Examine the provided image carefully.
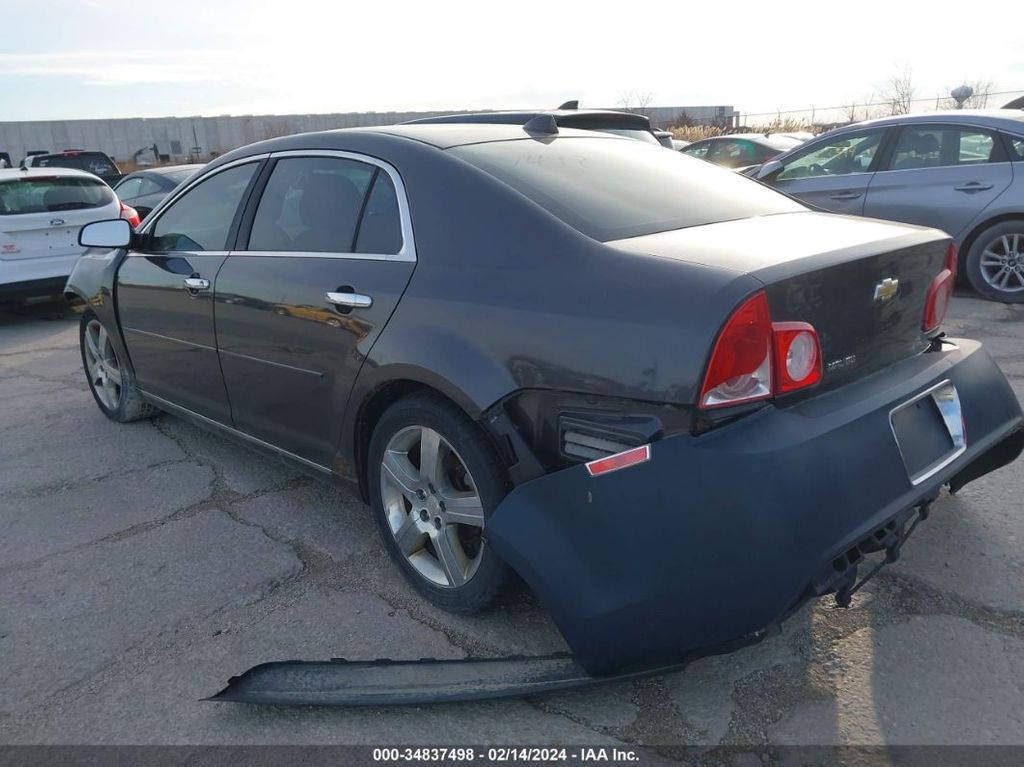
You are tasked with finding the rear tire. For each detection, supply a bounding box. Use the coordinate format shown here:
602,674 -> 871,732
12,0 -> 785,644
367,391 -> 513,613
79,311 -> 157,422
965,220 -> 1024,303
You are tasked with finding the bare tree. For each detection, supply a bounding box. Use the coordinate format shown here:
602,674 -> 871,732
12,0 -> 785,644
842,101 -> 859,123
880,68 -> 916,115
618,90 -> 655,117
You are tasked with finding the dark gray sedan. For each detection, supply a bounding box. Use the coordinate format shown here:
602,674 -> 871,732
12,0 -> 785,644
111,164 -> 203,219
752,110 -> 1024,302
67,124 -> 1022,679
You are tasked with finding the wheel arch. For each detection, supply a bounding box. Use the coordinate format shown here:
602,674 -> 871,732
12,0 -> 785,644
958,212 -> 1024,276
348,372 -> 507,504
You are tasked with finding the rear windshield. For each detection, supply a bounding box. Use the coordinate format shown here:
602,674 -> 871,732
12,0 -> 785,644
163,168 -> 198,184
34,153 -> 118,176
0,177 -> 115,215
450,137 -> 803,241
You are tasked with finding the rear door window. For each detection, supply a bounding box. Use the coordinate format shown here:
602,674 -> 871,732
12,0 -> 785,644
0,176 -> 114,215
888,126 -> 1001,170
247,156 -> 378,252
1004,134 -> 1024,161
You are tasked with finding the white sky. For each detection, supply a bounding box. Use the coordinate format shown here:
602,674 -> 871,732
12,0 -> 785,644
1,0 -> 1022,121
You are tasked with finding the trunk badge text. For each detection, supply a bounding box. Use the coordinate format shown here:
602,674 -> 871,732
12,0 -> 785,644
825,354 -> 857,373
873,277 -> 900,303
50,218 -> 66,226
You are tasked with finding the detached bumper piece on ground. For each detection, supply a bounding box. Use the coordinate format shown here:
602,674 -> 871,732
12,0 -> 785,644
212,339 -> 1023,706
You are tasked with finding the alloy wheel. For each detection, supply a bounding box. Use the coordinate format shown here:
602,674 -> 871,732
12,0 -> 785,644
379,425 -> 486,588
83,320 -> 123,410
978,232 -> 1024,295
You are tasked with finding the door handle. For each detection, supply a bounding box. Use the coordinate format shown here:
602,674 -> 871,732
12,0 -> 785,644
183,277 -> 211,290
829,191 -> 862,201
325,291 -> 373,309
954,182 -> 993,192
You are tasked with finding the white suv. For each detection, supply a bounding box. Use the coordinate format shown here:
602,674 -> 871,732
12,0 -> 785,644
0,167 -> 123,300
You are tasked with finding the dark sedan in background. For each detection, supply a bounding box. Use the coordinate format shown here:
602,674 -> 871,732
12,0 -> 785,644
681,132 -> 804,168
68,123 -> 1022,677
112,164 -> 203,219
750,110 -> 1024,303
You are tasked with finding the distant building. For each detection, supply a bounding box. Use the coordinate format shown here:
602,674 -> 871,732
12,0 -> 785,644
0,105 -> 739,165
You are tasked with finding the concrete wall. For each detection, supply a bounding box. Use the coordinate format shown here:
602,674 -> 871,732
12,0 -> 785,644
0,106 -> 738,165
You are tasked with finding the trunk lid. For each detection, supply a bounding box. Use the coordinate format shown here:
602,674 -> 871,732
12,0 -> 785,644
608,211 -> 949,391
0,176 -> 119,261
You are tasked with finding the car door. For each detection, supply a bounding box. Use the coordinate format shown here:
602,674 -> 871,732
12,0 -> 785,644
115,159 -> 262,422
767,127 -> 891,215
214,151 -> 416,467
862,123 -> 1013,240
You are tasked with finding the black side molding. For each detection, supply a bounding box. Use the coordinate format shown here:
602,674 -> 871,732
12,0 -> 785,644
208,654 -> 685,707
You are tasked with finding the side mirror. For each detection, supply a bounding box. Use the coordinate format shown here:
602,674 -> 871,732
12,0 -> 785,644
757,159 -> 783,180
79,219 -> 132,249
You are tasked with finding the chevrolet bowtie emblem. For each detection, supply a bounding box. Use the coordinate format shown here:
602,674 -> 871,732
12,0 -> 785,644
873,277 -> 899,302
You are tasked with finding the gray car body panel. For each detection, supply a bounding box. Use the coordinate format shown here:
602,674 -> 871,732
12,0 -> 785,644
764,110 -> 1024,246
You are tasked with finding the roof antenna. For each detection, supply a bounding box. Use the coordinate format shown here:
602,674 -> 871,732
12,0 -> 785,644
523,114 -> 559,135
558,100 -> 579,110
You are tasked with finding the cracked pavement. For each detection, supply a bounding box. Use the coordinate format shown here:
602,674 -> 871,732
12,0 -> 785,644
0,294 -> 1022,753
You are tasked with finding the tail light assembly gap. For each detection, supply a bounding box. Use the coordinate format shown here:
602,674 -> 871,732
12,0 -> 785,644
699,291 -> 822,409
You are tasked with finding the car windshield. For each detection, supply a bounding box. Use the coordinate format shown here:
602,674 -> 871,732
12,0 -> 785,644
0,176 -> 114,215
35,153 -> 117,176
450,137 -> 803,241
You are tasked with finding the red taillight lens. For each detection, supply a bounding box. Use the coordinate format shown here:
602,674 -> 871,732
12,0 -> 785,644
119,201 -> 140,228
699,292 -> 773,408
923,268 -> 954,332
945,242 -> 958,274
585,445 -> 651,477
700,292 -> 823,410
772,322 -> 822,393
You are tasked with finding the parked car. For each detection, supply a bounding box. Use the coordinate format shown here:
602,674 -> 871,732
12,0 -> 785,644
68,125 -> 1022,680
0,152 -> 11,168
680,133 -> 805,169
653,130 -> 675,149
672,139 -> 691,151
22,150 -> 122,186
406,103 -> 662,144
112,164 -> 203,219
0,167 -> 124,300
749,110 -> 1024,302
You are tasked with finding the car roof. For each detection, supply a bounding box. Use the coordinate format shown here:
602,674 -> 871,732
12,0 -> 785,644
831,109 -> 1024,132
406,109 -> 653,129
692,133 -> 803,149
137,164 -> 204,176
359,123 -> 626,149
0,166 -> 103,180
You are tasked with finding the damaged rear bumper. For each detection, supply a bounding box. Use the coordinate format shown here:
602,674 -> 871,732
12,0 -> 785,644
486,338 -> 1023,675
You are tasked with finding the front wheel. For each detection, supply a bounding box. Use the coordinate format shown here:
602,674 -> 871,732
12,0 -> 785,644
79,311 -> 157,422
367,392 -> 513,613
965,221 -> 1024,303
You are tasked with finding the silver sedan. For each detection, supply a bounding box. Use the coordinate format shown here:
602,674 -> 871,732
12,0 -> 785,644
753,110 -> 1024,302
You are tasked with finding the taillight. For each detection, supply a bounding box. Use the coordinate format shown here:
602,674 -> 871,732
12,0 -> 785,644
119,201 -> 140,228
772,322 -> 822,394
699,292 -> 773,408
945,242 -> 958,274
700,292 -> 822,409
923,268 -> 954,333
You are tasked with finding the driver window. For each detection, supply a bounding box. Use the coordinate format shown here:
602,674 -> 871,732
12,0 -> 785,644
148,163 -> 258,252
777,129 -> 885,180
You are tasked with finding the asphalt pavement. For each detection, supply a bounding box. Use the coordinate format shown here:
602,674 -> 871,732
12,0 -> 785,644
1,293 -> 1022,756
